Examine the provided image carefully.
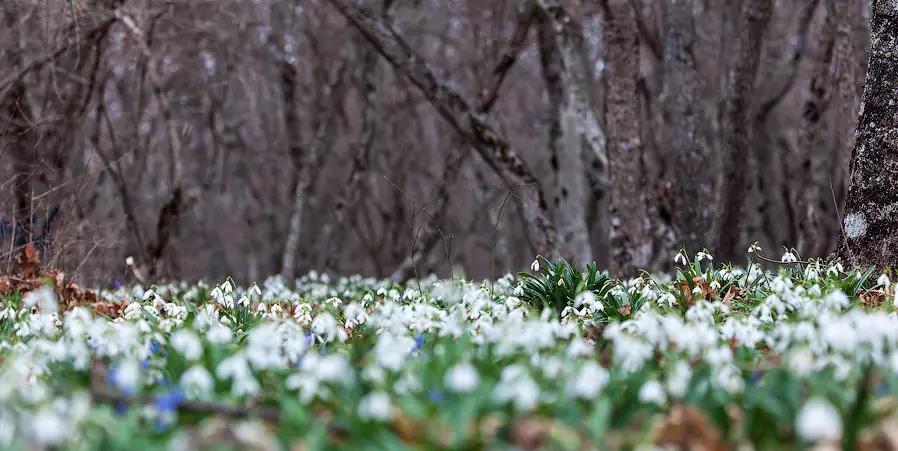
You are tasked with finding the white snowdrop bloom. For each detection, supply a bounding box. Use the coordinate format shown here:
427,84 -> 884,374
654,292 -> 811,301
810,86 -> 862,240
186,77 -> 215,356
358,392 -> 395,421
696,251 -> 712,262
170,329 -> 203,361
23,286 -> 59,314
674,252 -> 688,265
30,408 -> 68,445
568,361 -> 609,400
180,365 -> 214,398
373,334 -> 415,371
238,295 -> 249,307
222,280 -> 233,294
206,324 -> 232,344
638,380 -> 666,406
781,251 -> 798,263
666,361 -> 692,399
445,362 -> 480,393
787,346 -> 816,376
494,375 -> 541,412
795,397 -> 842,442
250,284 -> 262,297
530,259 -> 540,272
311,312 -> 348,343
112,358 -> 141,395
315,355 -> 352,383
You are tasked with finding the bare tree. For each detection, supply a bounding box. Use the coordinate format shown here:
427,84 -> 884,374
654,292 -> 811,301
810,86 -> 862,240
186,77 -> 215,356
326,0 -> 561,263
661,0 -> 712,255
601,0 -> 649,277
535,0 -> 607,268
833,0 -> 898,270
716,0 -> 772,263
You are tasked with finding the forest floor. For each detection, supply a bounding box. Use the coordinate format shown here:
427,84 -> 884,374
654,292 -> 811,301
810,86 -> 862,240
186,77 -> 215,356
0,244 -> 896,450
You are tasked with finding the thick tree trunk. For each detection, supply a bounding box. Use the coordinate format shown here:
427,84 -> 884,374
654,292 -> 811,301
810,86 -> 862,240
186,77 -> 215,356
834,1 -> 898,270
661,0 -> 712,255
716,0 -> 772,263
536,0 -> 607,268
602,0 -> 650,278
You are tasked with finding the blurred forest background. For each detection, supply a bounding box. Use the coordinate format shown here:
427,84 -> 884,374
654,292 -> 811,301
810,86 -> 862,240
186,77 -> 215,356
0,0 -> 871,285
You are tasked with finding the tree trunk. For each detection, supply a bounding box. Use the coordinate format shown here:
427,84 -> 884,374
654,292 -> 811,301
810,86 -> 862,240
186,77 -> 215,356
602,0 -> 650,278
328,0 -> 561,263
1,6 -> 34,248
536,0 -> 607,268
795,0 -> 842,258
833,1 -> 898,270
716,0 -> 772,263
661,0 -> 712,255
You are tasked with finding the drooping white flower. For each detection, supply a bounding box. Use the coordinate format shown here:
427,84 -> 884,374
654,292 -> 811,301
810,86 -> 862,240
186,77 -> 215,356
638,380 -> 666,406
781,251 -> 798,263
180,365 -> 214,398
358,391 -> 394,421
170,329 -> 203,361
795,397 -> 842,442
445,362 -> 480,393
207,324 -> 232,344
530,259 -> 540,272
568,361 -> 609,400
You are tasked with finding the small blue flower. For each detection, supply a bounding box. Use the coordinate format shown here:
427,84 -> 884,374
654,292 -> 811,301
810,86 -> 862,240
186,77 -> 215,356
149,340 -> 167,356
153,387 -> 185,414
114,280 -> 122,288
115,401 -> 128,416
141,359 -> 150,370
427,389 -> 444,403
304,331 -> 314,347
409,334 -> 425,354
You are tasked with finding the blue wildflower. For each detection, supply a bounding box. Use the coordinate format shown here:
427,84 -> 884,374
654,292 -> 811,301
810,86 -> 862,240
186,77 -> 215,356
427,389 -> 444,403
115,401 -> 128,416
114,280 -> 122,288
153,386 -> 185,414
141,359 -> 150,370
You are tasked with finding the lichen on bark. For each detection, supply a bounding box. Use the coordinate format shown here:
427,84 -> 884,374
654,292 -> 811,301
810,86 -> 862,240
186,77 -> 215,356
833,0 -> 898,270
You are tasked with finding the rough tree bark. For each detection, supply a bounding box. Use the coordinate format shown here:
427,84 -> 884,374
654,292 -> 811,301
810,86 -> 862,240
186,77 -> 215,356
328,0 -> 561,265
795,0 -> 843,258
833,0 -> 898,270
602,0 -> 650,278
716,0 -> 772,263
1,6 -> 34,248
535,0 -> 608,268
661,0 -> 712,255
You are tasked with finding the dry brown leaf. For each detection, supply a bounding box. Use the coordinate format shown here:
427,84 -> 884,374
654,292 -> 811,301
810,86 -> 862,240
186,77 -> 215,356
722,285 -> 741,308
653,404 -> 730,451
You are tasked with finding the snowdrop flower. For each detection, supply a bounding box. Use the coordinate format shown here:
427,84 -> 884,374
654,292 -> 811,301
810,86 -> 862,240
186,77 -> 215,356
666,361 -> 692,399
879,273 -> 891,289
747,242 -> 761,253
180,365 -> 214,399
696,251 -> 712,262
568,361 -> 609,399
111,358 -> 141,395
445,362 -> 479,393
358,392 -> 394,421
674,252 -> 688,265
530,259 -> 540,272
638,380 -> 666,406
494,366 -> 541,411
795,397 -> 842,442
23,287 -> 59,314
250,284 -> 262,298
170,330 -> 203,361
206,324 -> 232,344
781,251 -> 798,263
30,407 -> 68,445
311,313 -> 348,343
